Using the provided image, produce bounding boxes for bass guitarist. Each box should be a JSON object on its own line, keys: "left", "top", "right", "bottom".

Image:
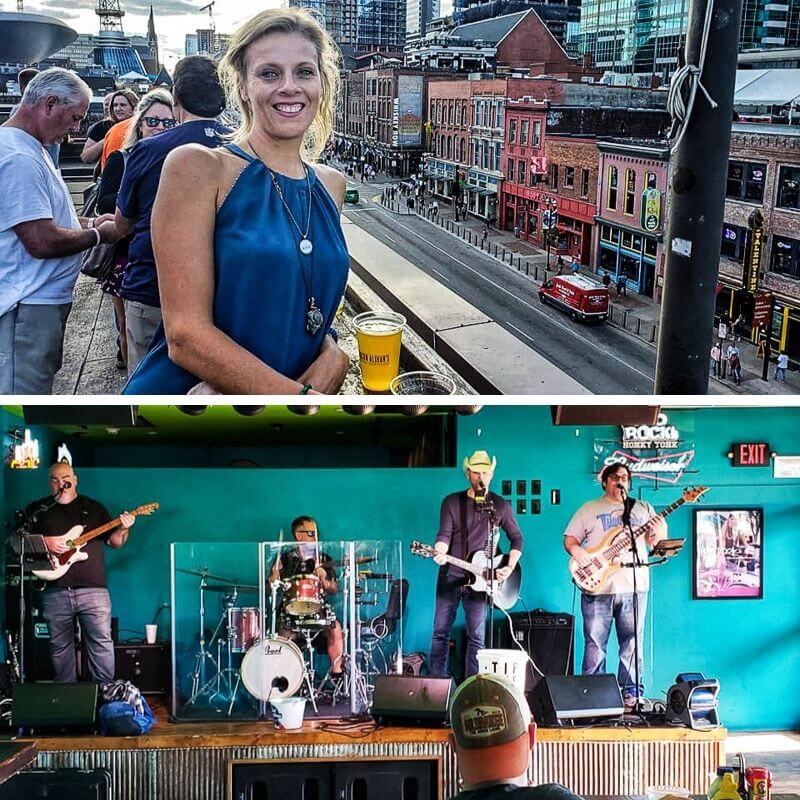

{"left": 429, "top": 450, "right": 522, "bottom": 679}
{"left": 23, "top": 462, "right": 134, "bottom": 683}
{"left": 563, "top": 462, "right": 666, "bottom": 710}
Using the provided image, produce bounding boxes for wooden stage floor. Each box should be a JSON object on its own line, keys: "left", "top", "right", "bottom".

{"left": 3, "top": 699, "right": 727, "bottom": 800}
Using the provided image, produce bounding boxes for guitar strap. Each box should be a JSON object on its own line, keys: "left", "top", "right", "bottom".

{"left": 458, "top": 490, "right": 469, "bottom": 566}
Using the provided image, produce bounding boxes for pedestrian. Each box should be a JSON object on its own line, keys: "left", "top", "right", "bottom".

{"left": 556, "top": 255, "right": 564, "bottom": 273}
{"left": 775, "top": 350, "right": 789, "bottom": 382}
{"left": 482, "top": 225, "right": 488, "bottom": 247}
{"left": 0, "top": 67, "right": 119, "bottom": 394}
{"left": 616, "top": 274, "right": 627, "bottom": 297}
{"left": 571, "top": 259, "right": 580, "bottom": 275}
{"left": 431, "top": 199, "right": 439, "bottom": 219}
{"left": 710, "top": 342, "right": 721, "bottom": 377}
{"left": 122, "top": 7, "right": 350, "bottom": 395}
{"left": 513, "top": 224, "right": 520, "bottom": 239}
{"left": 727, "top": 340, "right": 741, "bottom": 384}
{"left": 602, "top": 271, "right": 611, "bottom": 289}
{"left": 113, "top": 55, "right": 230, "bottom": 376}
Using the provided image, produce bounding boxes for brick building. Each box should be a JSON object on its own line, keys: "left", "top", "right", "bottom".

{"left": 425, "top": 80, "right": 470, "bottom": 202}
{"left": 335, "top": 70, "right": 366, "bottom": 160}
{"left": 594, "top": 140, "right": 670, "bottom": 300}
{"left": 718, "top": 123, "right": 800, "bottom": 361}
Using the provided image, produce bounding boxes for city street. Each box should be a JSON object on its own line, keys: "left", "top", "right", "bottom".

{"left": 343, "top": 183, "right": 658, "bottom": 394}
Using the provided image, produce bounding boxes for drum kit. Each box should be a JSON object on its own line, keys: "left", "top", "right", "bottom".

{"left": 179, "top": 552, "right": 405, "bottom": 718}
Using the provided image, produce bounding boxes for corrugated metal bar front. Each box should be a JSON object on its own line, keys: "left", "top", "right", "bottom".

{"left": 35, "top": 739, "right": 460, "bottom": 800}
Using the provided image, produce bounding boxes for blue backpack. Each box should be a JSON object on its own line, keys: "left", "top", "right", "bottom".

{"left": 98, "top": 696, "right": 155, "bottom": 736}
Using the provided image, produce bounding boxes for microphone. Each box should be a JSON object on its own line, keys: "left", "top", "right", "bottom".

{"left": 619, "top": 486, "right": 634, "bottom": 527}
{"left": 474, "top": 479, "right": 487, "bottom": 510}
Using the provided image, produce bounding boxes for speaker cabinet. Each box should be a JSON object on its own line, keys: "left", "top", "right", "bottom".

{"left": 335, "top": 759, "right": 434, "bottom": 800}
{"left": 551, "top": 406, "right": 660, "bottom": 426}
{"left": 230, "top": 762, "right": 331, "bottom": 800}
{"left": 530, "top": 674, "right": 624, "bottom": 726}
{"left": 371, "top": 675, "right": 453, "bottom": 726}
{"left": 0, "top": 769, "right": 112, "bottom": 800}
{"left": 495, "top": 610, "right": 574, "bottom": 693}
{"left": 114, "top": 643, "right": 170, "bottom": 694}
{"left": 11, "top": 683, "right": 97, "bottom": 731}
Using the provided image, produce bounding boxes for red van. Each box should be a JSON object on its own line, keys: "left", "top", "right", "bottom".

{"left": 538, "top": 275, "right": 609, "bottom": 322}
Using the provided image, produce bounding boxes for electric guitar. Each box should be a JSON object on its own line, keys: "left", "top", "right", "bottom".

{"left": 32, "top": 502, "right": 159, "bottom": 582}
{"left": 568, "top": 486, "right": 708, "bottom": 594}
{"left": 409, "top": 540, "right": 522, "bottom": 610}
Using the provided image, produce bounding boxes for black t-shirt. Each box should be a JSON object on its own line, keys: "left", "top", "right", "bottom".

{"left": 25, "top": 495, "right": 113, "bottom": 589}
{"left": 87, "top": 119, "right": 114, "bottom": 143}
{"left": 456, "top": 784, "right": 583, "bottom": 800}
{"left": 279, "top": 549, "right": 336, "bottom": 581}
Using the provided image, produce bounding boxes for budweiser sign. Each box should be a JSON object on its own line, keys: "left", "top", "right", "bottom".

{"left": 601, "top": 449, "right": 696, "bottom": 484}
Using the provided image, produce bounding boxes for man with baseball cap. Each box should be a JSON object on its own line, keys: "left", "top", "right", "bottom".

{"left": 450, "top": 673, "right": 582, "bottom": 800}
{"left": 429, "top": 450, "right": 523, "bottom": 678}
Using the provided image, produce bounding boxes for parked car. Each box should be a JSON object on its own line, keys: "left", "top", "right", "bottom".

{"left": 538, "top": 274, "right": 609, "bottom": 322}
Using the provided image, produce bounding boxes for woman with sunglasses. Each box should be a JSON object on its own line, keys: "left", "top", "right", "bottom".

{"left": 95, "top": 89, "right": 174, "bottom": 371}
{"left": 122, "top": 8, "right": 349, "bottom": 395}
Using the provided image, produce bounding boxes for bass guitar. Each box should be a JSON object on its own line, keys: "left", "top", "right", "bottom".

{"left": 410, "top": 540, "right": 521, "bottom": 610}
{"left": 32, "top": 502, "right": 159, "bottom": 582}
{"left": 568, "top": 486, "right": 708, "bottom": 594}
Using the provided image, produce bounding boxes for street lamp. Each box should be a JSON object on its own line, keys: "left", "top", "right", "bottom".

{"left": 543, "top": 196, "right": 558, "bottom": 270}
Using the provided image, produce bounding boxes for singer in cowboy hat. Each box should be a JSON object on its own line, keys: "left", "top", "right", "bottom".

{"left": 428, "top": 450, "right": 523, "bottom": 678}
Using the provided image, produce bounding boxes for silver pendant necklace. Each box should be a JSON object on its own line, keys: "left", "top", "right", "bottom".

{"left": 247, "top": 141, "right": 320, "bottom": 335}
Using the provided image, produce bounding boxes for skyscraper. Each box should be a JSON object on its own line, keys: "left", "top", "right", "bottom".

{"left": 289, "top": 0, "right": 359, "bottom": 48}
{"left": 740, "top": 0, "right": 800, "bottom": 49}
{"left": 358, "top": 0, "right": 406, "bottom": 50}
{"left": 406, "top": 0, "right": 441, "bottom": 38}
{"left": 93, "top": 0, "right": 147, "bottom": 76}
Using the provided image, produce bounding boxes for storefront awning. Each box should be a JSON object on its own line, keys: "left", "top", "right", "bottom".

{"left": 467, "top": 186, "right": 496, "bottom": 196}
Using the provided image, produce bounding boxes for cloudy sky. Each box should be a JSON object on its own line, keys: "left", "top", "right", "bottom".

{"left": 13, "top": 0, "right": 282, "bottom": 67}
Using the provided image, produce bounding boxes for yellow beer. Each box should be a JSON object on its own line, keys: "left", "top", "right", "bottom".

{"left": 353, "top": 311, "right": 406, "bottom": 392}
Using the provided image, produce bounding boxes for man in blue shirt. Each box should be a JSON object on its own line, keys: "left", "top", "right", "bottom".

{"left": 114, "top": 56, "right": 227, "bottom": 374}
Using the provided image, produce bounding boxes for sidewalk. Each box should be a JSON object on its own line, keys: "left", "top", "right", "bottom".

{"left": 379, "top": 190, "right": 799, "bottom": 395}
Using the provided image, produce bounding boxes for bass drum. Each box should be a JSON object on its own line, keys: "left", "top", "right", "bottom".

{"left": 240, "top": 636, "right": 305, "bottom": 700}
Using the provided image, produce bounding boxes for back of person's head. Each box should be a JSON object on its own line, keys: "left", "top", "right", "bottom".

{"left": 17, "top": 68, "right": 39, "bottom": 94}
{"left": 172, "top": 55, "right": 225, "bottom": 118}
{"left": 219, "top": 7, "right": 341, "bottom": 161}
{"left": 122, "top": 88, "right": 174, "bottom": 150}
{"left": 21, "top": 67, "right": 91, "bottom": 109}
{"left": 449, "top": 674, "right": 535, "bottom": 788}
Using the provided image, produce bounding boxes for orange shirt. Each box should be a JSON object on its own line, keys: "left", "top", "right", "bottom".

{"left": 100, "top": 118, "right": 134, "bottom": 169}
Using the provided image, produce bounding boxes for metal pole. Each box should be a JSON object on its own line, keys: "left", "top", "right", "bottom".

{"left": 654, "top": 0, "right": 745, "bottom": 393}
{"left": 761, "top": 298, "right": 774, "bottom": 382}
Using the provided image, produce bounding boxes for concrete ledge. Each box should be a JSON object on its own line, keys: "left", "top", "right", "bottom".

{"left": 343, "top": 218, "right": 589, "bottom": 395}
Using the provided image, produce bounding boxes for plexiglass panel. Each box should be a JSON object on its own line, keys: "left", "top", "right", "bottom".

{"left": 171, "top": 539, "right": 404, "bottom": 721}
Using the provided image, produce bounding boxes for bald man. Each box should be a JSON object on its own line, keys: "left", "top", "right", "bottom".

{"left": 25, "top": 462, "right": 134, "bottom": 683}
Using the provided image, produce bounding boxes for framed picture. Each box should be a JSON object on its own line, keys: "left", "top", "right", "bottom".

{"left": 693, "top": 508, "right": 763, "bottom": 599}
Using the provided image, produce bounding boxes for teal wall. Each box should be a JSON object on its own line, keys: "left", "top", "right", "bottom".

{"left": 2, "top": 406, "right": 799, "bottom": 730}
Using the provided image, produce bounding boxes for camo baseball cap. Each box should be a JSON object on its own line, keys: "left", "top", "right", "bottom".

{"left": 450, "top": 673, "right": 532, "bottom": 750}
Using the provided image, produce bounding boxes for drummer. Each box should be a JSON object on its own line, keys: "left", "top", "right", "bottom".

{"left": 270, "top": 515, "right": 344, "bottom": 681}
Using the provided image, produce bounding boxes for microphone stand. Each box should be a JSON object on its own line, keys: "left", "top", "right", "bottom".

{"left": 11, "top": 492, "right": 61, "bottom": 683}
{"left": 479, "top": 486, "right": 501, "bottom": 651}
{"left": 619, "top": 487, "right": 647, "bottom": 725}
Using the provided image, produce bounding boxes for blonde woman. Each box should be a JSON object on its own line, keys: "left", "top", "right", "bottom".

{"left": 123, "top": 8, "right": 349, "bottom": 395}
{"left": 96, "top": 89, "right": 174, "bottom": 370}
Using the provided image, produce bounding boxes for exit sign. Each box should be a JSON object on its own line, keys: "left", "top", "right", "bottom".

{"left": 732, "top": 442, "right": 771, "bottom": 467}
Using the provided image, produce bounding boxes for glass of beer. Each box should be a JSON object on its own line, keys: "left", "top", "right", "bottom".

{"left": 353, "top": 311, "right": 406, "bottom": 392}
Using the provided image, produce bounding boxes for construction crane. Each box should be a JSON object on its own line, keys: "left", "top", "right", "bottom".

{"left": 199, "top": 1, "right": 215, "bottom": 31}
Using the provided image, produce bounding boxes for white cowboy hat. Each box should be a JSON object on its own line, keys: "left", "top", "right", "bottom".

{"left": 463, "top": 450, "right": 497, "bottom": 474}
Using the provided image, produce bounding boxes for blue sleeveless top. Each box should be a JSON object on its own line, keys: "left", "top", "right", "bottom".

{"left": 123, "top": 143, "right": 349, "bottom": 394}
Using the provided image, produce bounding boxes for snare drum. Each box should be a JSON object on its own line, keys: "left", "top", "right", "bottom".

{"left": 227, "top": 606, "right": 261, "bottom": 653}
{"left": 283, "top": 574, "right": 323, "bottom": 616}
{"left": 240, "top": 636, "right": 305, "bottom": 700}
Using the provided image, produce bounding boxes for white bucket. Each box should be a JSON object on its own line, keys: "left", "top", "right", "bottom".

{"left": 476, "top": 648, "right": 529, "bottom": 694}
{"left": 271, "top": 696, "right": 307, "bottom": 730}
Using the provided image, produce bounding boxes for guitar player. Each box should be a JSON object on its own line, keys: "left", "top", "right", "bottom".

{"left": 23, "top": 462, "right": 135, "bottom": 684}
{"left": 562, "top": 462, "right": 666, "bottom": 710}
{"left": 429, "top": 450, "right": 523, "bottom": 679}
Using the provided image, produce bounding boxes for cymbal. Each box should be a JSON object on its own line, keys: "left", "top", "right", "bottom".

{"left": 317, "top": 555, "right": 376, "bottom": 568}
{"left": 204, "top": 582, "right": 258, "bottom": 593}
{"left": 177, "top": 568, "right": 257, "bottom": 589}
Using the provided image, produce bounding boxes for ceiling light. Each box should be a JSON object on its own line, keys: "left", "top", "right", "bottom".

{"left": 402, "top": 405, "right": 429, "bottom": 416}
{"left": 454, "top": 406, "right": 483, "bottom": 415}
{"left": 176, "top": 406, "right": 207, "bottom": 416}
{"left": 287, "top": 405, "right": 320, "bottom": 416}
{"left": 342, "top": 405, "right": 376, "bottom": 415}
{"left": 233, "top": 406, "right": 266, "bottom": 417}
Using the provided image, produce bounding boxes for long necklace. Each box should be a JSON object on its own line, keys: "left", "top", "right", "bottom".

{"left": 248, "top": 141, "right": 322, "bottom": 335}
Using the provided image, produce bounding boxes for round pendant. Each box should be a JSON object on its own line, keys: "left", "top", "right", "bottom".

{"left": 306, "top": 306, "right": 324, "bottom": 336}
{"left": 299, "top": 238, "right": 314, "bottom": 255}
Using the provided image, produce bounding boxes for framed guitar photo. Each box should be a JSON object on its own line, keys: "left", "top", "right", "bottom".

{"left": 693, "top": 507, "right": 763, "bottom": 599}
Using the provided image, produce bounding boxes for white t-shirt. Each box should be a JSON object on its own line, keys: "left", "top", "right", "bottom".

{"left": 777, "top": 353, "right": 789, "bottom": 369}
{"left": 0, "top": 127, "right": 82, "bottom": 316}
{"left": 563, "top": 495, "right": 662, "bottom": 593}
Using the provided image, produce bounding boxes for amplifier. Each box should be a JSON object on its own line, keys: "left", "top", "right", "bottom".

{"left": 494, "top": 609, "right": 574, "bottom": 693}
{"left": 114, "top": 643, "right": 170, "bottom": 694}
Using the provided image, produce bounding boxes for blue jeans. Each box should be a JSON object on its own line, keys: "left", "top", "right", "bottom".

{"left": 41, "top": 588, "right": 114, "bottom": 683}
{"left": 581, "top": 591, "right": 646, "bottom": 699}
{"left": 429, "top": 573, "right": 487, "bottom": 678}
{"left": 775, "top": 367, "right": 786, "bottom": 382}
